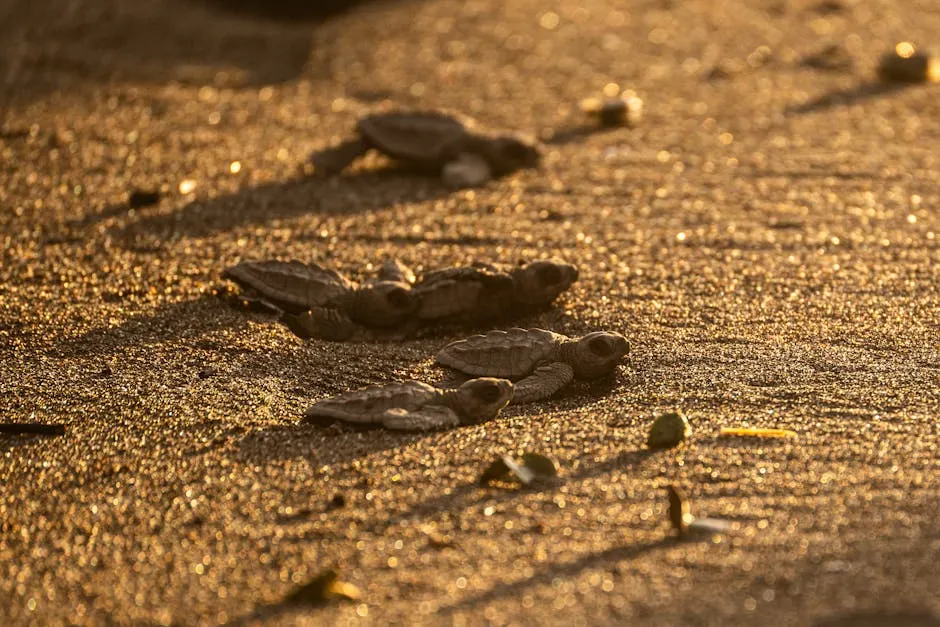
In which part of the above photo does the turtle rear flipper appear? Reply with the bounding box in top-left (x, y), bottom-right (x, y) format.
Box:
top-left (309, 137), bottom-right (371, 176)
top-left (281, 308), bottom-right (366, 341)
top-left (380, 406), bottom-right (461, 431)
top-left (511, 362), bottom-right (575, 403)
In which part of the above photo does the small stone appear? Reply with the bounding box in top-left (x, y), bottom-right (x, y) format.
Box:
top-left (647, 411), bottom-right (691, 449)
top-left (520, 453), bottom-right (558, 478)
top-left (127, 189), bottom-right (161, 208)
top-left (878, 42), bottom-right (938, 83)
top-left (580, 92), bottom-right (643, 127)
top-left (479, 457), bottom-right (513, 485)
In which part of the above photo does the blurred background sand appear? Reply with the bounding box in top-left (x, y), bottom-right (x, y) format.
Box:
top-left (1, 0), bottom-right (938, 624)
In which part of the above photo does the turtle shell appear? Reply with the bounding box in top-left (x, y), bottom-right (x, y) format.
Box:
top-left (436, 328), bottom-right (565, 378)
top-left (223, 260), bottom-right (353, 313)
top-left (413, 266), bottom-right (514, 321)
top-left (357, 111), bottom-right (469, 168)
top-left (305, 381), bottom-right (440, 424)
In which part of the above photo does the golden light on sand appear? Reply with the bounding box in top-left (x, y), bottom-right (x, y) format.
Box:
top-left (539, 11), bottom-right (560, 30)
top-left (229, 161), bottom-right (242, 174)
top-left (929, 58), bottom-right (940, 83)
top-left (895, 41), bottom-right (915, 59)
top-left (178, 179), bottom-right (197, 194)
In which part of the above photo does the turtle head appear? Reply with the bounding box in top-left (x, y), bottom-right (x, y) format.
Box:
top-left (351, 281), bottom-right (417, 327)
top-left (570, 332), bottom-right (630, 379)
top-left (481, 136), bottom-right (541, 175)
top-left (376, 258), bottom-right (416, 285)
top-left (452, 377), bottom-right (514, 423)
top-left (511, 259), bottom-right (579, 305)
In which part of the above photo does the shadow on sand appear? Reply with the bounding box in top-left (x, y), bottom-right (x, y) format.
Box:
top-left (785, 80), bottom-right (917, 116)
top-left (440, 537), bottom-right (673, 614)
top-left (110, 169), bottom-right (459, 246)
top-left (0, 0), bottom-right (426, 112)
top-left (50, 292), bottom-right (255, 359)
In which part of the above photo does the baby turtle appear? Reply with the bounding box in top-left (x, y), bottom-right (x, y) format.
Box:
top-left (413, 258), bottom-right (579, 324)
top-left (437, 328), bottom-right (630, 403)
top-left (304, 378), bottom-right (514, 431)
top-left (309, 110), bottom-right (541, 185)
top-left (223, 259), bottom-right (417, 339)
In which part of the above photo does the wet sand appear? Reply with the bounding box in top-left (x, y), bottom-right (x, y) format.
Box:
top-left (1, 0), bottom-right (938, 625)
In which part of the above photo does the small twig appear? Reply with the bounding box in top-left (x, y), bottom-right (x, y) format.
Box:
top-left (0, 423), bottom-right (67, 436)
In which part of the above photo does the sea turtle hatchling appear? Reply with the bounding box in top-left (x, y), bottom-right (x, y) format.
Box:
top-left (222, 258), bottom-right (417, 338)
top-left (436, 328), bottom-right (630, 403)
top-left (228, 257), bottom-right (578, 341)
top-left (412, 258), bottom-right (579, 325)
top-left (309, 110), bottom-right (541, 186)
top-left (304, 378), bottom-right (514, 431)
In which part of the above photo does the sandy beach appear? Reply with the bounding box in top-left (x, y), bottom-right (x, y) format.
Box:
top-left (1, 0), bottom-right (938, 624)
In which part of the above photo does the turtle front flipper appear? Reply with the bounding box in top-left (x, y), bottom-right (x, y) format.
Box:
top-left (380, 406), bottom-right (461, 431)
top-left (309, 137), bottom-right (370, 176)
top-left (441, 153), bottom-right (492, 188)
top-left (511, 362), bottom-right (575, 403)
top-left (280, 308), bottom-right (368, 341)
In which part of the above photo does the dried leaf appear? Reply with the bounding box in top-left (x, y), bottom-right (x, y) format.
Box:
top-left (502, 455), bottom-right (536, 485)
top-left (719, 427), bottom-right (796, 439)
top-left (479, 453), bottom-right (558, 487)
top-left (521, 453), bottom-right (558, 478)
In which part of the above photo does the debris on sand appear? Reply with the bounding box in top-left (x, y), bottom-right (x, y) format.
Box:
top-left (127, 189), bottom-right (161, 209)
top-left (579, 89), bottom-right (643, 127)
top-left (667, 485), bottom-right (732, 541)
top-left (0, 422), bottom-right (66, 436)
top-left (878, 42), bottom-right (940, 83)
top-left (284, 569), bottom-right (361, 605)
top-left (719, 427), bottom-right (797, 439)
top-left (479, 452), bottom-right (559, 487)
top-left (647, 412), bottom-right (691, 449)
